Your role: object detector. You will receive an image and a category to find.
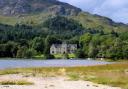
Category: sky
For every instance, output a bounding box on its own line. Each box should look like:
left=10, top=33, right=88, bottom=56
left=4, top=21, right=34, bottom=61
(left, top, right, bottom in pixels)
left=59, top=0, right=128, bottom=24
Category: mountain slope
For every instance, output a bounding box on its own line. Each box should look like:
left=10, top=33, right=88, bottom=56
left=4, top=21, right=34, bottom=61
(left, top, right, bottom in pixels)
left=0, top=0, right=127, bottom=33
left=70, top=12, right=128, bottom=33
left=0, top=0, right=81, bottom=16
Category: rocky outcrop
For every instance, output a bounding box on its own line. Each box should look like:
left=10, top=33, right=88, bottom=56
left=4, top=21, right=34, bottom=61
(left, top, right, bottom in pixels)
left=0, top=0, right=81, bottom=16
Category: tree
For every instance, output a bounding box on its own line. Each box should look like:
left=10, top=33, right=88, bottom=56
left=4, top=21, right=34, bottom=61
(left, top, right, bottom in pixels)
left=44, top=35, right=61, bottom=55
left=0, top=41, right=18, bottom=57
left=31, top=37, right=44, bottom=53
left=16, top=46, right=28, bottom=58
left=44, top=54, right=55, bottom=59
left=80, top=33, right=92, bottom=46
left=88, top=43, right=98, bottom=58
left=43, top=16, right=84, bottom=36
left=25, top=48, right=37, bottom=58
left=122, top=45, right=128, bottom=59
left=44, top=36, right=52, bottom=55
left=63, top=53, right=69, bottom=59
left=7, top=41, right=18, bottom=57
left=76, top=49, right=87, bottom=58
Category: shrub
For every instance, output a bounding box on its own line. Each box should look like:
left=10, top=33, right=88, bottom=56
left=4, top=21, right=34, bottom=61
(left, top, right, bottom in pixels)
left=44, top=54, right=55, bottom=59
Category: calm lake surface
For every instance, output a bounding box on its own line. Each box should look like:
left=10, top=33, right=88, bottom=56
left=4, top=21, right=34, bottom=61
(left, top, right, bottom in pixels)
left=0, top=58, right=113, bottom=69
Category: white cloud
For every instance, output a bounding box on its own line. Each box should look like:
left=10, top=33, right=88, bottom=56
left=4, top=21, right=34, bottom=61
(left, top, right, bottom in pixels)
left=59, top=0, right=128, bottom=23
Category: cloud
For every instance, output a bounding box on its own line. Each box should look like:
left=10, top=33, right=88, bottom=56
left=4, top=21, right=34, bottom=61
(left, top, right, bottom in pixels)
left=59, top=0, right=128, bottom=23
left=60, top=0, right=104, bottom=12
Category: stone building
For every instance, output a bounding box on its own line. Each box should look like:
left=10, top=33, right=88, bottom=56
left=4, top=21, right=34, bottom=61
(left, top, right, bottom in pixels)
left=50, top=43, right=77, bottom=54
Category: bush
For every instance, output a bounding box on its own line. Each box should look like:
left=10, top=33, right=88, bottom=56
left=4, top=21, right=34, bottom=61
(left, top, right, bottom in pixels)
left=76, top=49, right=87, bottom=58
left=25, top=48, right=37, bottom=58
left=63, top=53, right=69, bottom=59
left=16, top=47, right=37, bottom=58
left=44, top=54, right=55, bottom=59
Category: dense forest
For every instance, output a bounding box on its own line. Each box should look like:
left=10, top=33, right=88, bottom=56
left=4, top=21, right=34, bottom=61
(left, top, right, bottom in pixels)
left=0, top=16, right=128, bottom=60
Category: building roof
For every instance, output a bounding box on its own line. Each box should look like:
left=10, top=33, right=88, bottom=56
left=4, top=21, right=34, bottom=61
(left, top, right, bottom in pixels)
left=51, top=43, right=77, bottom=48
left=51, top=44, right=62, bottom=48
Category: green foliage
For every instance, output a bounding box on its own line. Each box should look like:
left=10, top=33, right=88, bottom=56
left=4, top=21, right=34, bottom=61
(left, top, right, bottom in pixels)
left=63, top=53, right=69, bottom=59
left=43, top=16, right=84, bottom=36
left=0, top=15, right=128, bottom=60
left=25, top=48, right=37, bottom=58
left=16, top=46, right=28, bottom=58
left=0, top=24, right=42, bottom=42
left=79, top=33, right=128, bottom=59
left=44, top=36, right=52, bottom=55
left=0, top=41, right=18, bottom=57
left=16, top=47, right=37, bottom=58
left=88, top=43, right=98, bottom=58
left=80, top=33, right=92, bottom=45
left=76, top=49, right=87, bottom=58
left=44, top=54, right=55, bottom=59
left=31, top=37, right=44, bottom=53
left=44, top=35, right=61, bottom=55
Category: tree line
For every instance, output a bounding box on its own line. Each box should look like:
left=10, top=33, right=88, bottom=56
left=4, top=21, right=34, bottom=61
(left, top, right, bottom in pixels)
left=0, top=16, right=128, bottom=60
left=77, top=32, right=128, bottom=60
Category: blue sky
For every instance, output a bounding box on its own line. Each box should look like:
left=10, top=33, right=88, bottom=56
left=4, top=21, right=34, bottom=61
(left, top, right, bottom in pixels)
left=59, top=0, right=128, bottom=24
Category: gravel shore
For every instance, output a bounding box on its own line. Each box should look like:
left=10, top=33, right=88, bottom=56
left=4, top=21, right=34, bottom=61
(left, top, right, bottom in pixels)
left=0, top=74, right=121, bottom=89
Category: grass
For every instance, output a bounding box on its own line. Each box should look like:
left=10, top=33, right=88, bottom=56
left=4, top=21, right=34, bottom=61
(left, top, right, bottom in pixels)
left=67, top=73, right=80, bottom=81
left=34, top=54, right=44, bottom=59
left=0, top=80, right=33, bottom=85
left=0, top=63, right=128, bottom=88
left=54, top=54, right=76, bottom=59
left=33, top=53, right=76, bottom=59
left=68, top=54, right=76, bottom=58
left=0, top=12, right=51, bottom=25
left=54, top=54, right=63, bottom=59
left=71, top=12, right=128, bottom=33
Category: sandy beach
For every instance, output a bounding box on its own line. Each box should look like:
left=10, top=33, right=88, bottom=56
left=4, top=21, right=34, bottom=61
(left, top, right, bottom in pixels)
left=0, top=74, right=121, bottom=89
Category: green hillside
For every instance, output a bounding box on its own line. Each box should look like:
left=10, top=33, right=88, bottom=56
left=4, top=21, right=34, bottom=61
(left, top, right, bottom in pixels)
left=0, top=12, right=128, bottom=33
left=0, top=0, right=127, bottom=33
left=71, top=12, right=128, bottom=33
left=0, top=0, right=128, bottom=59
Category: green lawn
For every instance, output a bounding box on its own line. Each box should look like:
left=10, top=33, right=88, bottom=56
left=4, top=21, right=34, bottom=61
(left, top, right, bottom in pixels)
left=33, top=53, right=76, bottom=59
left=34, top=54, right=44, bottom=59
left=54, top=54, right=63, bottom=59
left=54, top=54, right=76, bottom=59
left=68, top=54, right=76, bottom=58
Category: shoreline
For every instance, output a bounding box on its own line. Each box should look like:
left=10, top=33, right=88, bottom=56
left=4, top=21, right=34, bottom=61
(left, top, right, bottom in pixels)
left=0, top=57, right=127, bottom=61
left=0, top=74, right=121, bottom=89
left=0, top=63, right=127, bottom=89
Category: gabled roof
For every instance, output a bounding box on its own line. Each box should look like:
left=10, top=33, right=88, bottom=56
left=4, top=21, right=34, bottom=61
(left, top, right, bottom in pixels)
left=51, top=44, right=62, bottom=48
